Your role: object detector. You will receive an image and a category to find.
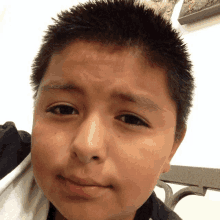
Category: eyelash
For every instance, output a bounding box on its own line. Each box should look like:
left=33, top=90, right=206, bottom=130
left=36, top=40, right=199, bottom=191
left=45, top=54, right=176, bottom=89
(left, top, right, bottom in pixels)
left=47, top=105, right=149, bottom=128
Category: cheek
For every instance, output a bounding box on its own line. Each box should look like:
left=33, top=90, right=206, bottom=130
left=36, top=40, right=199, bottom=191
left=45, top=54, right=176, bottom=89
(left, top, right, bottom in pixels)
left=31, top=122, right=64, bottom=184
left=31, top=134, right=50, bottom=187
left=111, top=137, right=167, bottom=202
left=114, top=153, right=164, bottom=209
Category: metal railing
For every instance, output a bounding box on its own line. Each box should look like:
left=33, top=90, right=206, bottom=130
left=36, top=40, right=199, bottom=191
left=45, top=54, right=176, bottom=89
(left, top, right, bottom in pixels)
left=157, top=165, right=220, bottom=210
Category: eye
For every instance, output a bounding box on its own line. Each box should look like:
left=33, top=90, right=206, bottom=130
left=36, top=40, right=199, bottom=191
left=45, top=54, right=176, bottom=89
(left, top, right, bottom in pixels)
left=47, top=105, right=78, bottom=115
left=116, top=114, right=149, bottom=128
left=47, top=105, right=149, bottom=128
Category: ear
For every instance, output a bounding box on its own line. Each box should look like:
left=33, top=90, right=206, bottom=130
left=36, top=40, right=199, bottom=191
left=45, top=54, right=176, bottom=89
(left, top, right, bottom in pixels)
left=162, top=126, right=187, bottom=174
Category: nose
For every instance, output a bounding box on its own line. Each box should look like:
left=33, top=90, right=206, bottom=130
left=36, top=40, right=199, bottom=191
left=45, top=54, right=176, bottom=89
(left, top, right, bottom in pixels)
left=70, top=111, right=108, bottom=164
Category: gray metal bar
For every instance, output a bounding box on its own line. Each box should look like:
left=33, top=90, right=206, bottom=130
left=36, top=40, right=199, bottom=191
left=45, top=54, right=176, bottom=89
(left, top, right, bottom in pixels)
left=157, top=165, right=220, bottom=210
left=159, top=165, right=220, bottom=191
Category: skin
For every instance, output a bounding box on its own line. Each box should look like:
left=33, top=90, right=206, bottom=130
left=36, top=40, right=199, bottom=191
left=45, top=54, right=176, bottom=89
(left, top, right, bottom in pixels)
left=31, top=41, right=186, bottom=220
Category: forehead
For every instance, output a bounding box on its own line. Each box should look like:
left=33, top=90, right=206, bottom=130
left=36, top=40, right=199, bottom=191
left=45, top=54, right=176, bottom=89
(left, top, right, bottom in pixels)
left=52, top=41, right=148, bottom=72
left=57, top=41, right=142, bottom=59
left=49, top=41, right=164, bottom=89
left=41, top=41, right=176, bottom=114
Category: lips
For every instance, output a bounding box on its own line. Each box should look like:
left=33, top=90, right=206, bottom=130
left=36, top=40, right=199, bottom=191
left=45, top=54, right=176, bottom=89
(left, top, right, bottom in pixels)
left=62, top=175, right=108, bottom=187
left=58, top=175, right=111, bottom=199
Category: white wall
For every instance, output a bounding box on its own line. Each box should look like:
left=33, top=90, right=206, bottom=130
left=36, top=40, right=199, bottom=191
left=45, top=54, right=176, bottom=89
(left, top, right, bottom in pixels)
left=1, top=0, right=220, bottom=219
left=154, top=0, right=220, bottom=219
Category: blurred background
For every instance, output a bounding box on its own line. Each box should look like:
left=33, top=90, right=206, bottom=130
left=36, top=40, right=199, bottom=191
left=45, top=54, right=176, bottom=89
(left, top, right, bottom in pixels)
left=1, top=0, right=220, bottom=219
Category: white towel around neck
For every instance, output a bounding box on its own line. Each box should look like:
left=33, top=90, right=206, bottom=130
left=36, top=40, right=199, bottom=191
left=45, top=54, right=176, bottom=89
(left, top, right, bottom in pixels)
left=0, top=153, right=50, bottom=220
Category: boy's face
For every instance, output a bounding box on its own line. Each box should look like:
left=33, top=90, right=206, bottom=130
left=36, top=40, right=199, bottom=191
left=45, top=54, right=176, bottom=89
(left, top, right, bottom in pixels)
left=31, top=42, right=185, bottom=220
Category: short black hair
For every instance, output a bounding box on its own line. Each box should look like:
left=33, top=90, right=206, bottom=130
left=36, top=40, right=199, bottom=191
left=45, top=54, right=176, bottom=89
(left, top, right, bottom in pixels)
left=30, top=0, right=195, bottom=142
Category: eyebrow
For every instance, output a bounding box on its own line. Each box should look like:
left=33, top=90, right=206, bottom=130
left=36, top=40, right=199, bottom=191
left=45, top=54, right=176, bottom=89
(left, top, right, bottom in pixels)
left=41, top=82, right=162, bottom=112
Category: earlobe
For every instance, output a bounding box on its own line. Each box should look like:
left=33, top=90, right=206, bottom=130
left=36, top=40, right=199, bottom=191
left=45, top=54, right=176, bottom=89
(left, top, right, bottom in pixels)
left=162, top=162, right=171, bottom=173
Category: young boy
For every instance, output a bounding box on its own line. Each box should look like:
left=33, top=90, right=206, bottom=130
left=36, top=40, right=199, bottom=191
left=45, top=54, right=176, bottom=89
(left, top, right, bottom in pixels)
left=0, top=0, right=195, bottom=219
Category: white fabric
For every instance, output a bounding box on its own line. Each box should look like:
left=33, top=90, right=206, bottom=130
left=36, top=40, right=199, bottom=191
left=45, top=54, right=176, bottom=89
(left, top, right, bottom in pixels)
left=0, top=153, right=50, bottom=220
